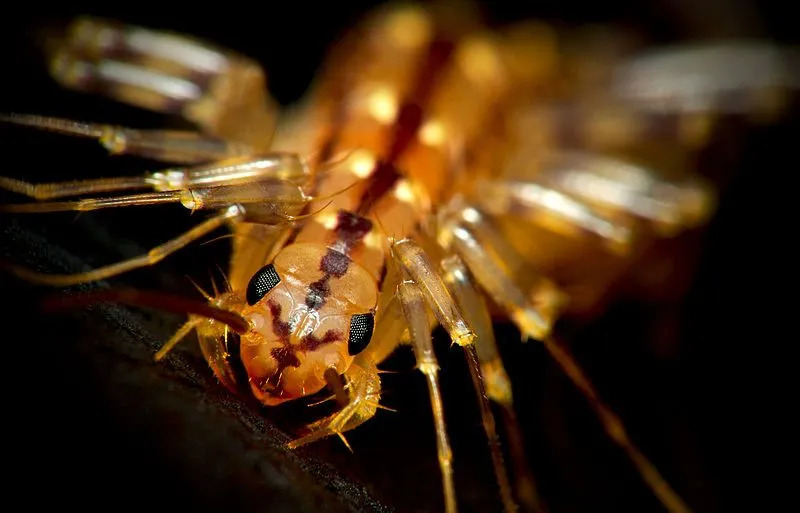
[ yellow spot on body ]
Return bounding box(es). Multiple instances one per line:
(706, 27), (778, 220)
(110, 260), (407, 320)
(350, 149), (377, 178)
(394, 180), (416, 203)
(364, 229), (383, 249)
(419, 119), (447, 147)
(320, 213), (338, 230)
(367, 86), (398, 124)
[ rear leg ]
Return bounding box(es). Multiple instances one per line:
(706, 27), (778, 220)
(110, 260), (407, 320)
(48, 18), (277, 150)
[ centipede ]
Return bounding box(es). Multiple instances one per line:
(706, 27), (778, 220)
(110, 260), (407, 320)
(1, 2), (795, 512)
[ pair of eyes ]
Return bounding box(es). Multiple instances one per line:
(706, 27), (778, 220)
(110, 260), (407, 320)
(246, 263), (375, 356)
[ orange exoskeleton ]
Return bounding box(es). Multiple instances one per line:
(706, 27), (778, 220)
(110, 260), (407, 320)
(2, 3), (796, 512)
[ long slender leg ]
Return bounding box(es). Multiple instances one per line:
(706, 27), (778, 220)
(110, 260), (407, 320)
(1, 191), (184, 213)
(48, 18), (276, 150)
(441, 254), (545, 513)
(4, 205), (243, 286)
(392, 238), (518, 513)
(0, 173), (151, 200)
(438, 206), (692, 513)
(397, 279), (456, 513)
(1, 114), (251, 164)
(0, 153), (308, 203)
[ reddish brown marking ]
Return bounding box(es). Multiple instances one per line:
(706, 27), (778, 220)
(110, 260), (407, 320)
(357, 39), (454, 214)
(301, 329), (343, 352)
(319, 250), (351, 278)
(305, 210), (373, 309)
(267, 300), (291, 342)
(356, 160), (402, 215)
(334, 210), (373, 246)
(270, 346), (301, 369)
(387, 39), (453, 162)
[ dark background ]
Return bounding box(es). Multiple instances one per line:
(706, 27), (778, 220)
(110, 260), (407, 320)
(0, 1), (794, 512)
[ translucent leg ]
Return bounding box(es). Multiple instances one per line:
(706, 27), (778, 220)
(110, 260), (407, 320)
(48, 18), (277, 149)
(5, 205), (243, 286)
(397, 280), (457, 513)
(392, 238), (517, 513)
(2, 152), (309, 228)
(441, 255), (545, 513)
(438, 207), (692, 513)
(1, 191), (183, 213)
(1, 114), (251, 164)
(0, 173), (151, 200)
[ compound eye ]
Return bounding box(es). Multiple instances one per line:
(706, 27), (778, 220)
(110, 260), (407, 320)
(348, 313), (375, 356)
(246, 264), (281, 305)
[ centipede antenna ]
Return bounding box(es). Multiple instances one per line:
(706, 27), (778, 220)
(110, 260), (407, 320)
(199, 233), (239, 246)
(309, 178), (362, 203)
(41, 288), (250, 334)
(309, 148), (356, 175)
(276, 200), (334, 222)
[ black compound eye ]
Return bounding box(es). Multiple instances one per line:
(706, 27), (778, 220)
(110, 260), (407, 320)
(246, 264), (281, 305)
(348, 313), (375, 356)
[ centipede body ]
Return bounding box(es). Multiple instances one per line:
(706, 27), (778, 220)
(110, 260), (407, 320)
(1, 2), (795, 512)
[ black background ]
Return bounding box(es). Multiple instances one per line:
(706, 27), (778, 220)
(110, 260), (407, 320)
(0, 1), (794, 512)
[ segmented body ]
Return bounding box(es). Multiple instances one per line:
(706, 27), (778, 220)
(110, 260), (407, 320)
(1, 3), (796, 512)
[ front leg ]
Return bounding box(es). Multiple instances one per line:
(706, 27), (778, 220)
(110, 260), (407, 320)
(286, 359), (382, 450)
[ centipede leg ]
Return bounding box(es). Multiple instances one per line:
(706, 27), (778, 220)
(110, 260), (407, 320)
(286, 360), (383, 451)
(0, 190), (185, 213)
(441, 254), (545, 513)
(0, 172), (152, 200)
(392, 238), (518, 513)
(1, 114), (251, 164)
(4, 205), (243, 286)
(49, 18), (276, 150)
(439, 209), (692, 513)
(397, 279), (457, 513)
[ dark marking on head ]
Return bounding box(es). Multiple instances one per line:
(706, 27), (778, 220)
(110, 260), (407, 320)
(305, 278), (328, 309)
(246, 264), (281, 305)
(302, 329), (343, 352)
(302, 210), (374, 311)
(271, 346), (301, 369)
(267, 300), (291, 342)
(348, 313), (375, 356)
